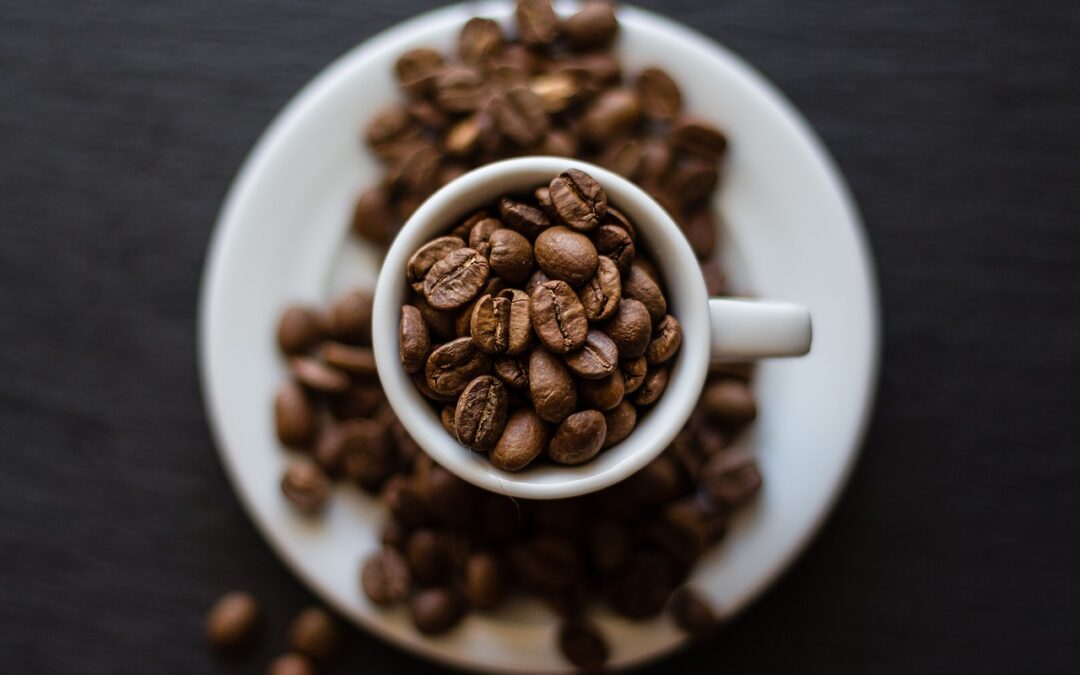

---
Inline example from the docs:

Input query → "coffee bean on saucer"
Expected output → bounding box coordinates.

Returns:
[277,305,323,355]
[701,448,762,509]
[361,548,411,606]
[281,460,332,513]
[290,357,350,393]
[410,587,464,635]
[515,0,559,47]
[275,381,316,447]
[702,378,757,425]
[636,67,682,121]
[558,618,609,671]
[563,1,618,48]
[669,586,719,637]
[394,47,444,96]
[465,552,507,609]
[328,290,374,344]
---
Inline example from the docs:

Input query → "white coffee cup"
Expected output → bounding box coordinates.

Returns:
[372,157,810,499]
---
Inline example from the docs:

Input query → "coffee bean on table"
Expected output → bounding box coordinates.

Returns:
[423,247,491,310]
[491,408,548,471]
[548,168,608,232]
[579,370,625,411]
[528,347,578,423]
[564,329,619,380]
[275,381,316,447]
[410,588,464,635]
[669,586,718,637]
[593,223,635,276]
[425,337,492,396]
[454,375,509,451]
[362,548,411,606]
[701,448,762,508]
[488,228,534,283]
[535,226,599,287]
[268,653,316,675]
[399,305,432,373]
[206,591,260,650]
[636,66,682,121]
[548,410,607,465]
[558,618,609,671]
[529,280,589,353]
[646,314,682,364]
[281,460,332,513]
[288,606,340,662]
[633,366,669,406]
[328,290,374,344]
[277,305,323,355]
[604,298,652,358]
[500,196,552,237]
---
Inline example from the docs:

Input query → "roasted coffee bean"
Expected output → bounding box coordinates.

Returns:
[499,196,552,237]
[580,255,621,320]
[669,117,729,161]
[281,460,332,513]
[468,218,502,257]
[361,548,411,606]
[579,370,624,411]
[351,185,397,245]
[684,206,717,259]
[424,247,491,310]
[493,355,529,389]
[670,586,718,637]
[623,263,667,324]
[492,85,550,147]
[314,421,352,473]
[603,205,637,241]
[539,129,579,157]
[593,223,635,276]
[605,549,678,619]
[465,552,507,608]
[564,329,619,380]
[399,305,432,373]
[633,253,661,284]
[328,290,374,344]
[459,17,504,64]
[548,410,606,465]
[434,65,489,113]
[440,406,457,434]
[535,226,599,287]
[582,88,641,142]
[511,534,584,590]
[640,137,674,187]
[529,72,580,113]
[535,186,557,218]
[702,449,762,508]
[454,375,509,450]
[395,48,444,96]
[277,305,323,355]
[530,280,589,353]
[288,607,340,662]
[456,276,506,338]
[600,137,645,180]
[515,0,559,46]
[488,228,534,283]
[524,268,551,295]
[633,366,669,405]
[604,298,652,358]
[275,381,316,447]
[341,420,394,491]
[290,357,350,393]
[668,159,719,205]
[646,314,682,364]
[557,618,609,671]
[445,113,485,157]
[387,141,440,195]
[620,355,648,393]
[528,347,578,423]
[491,408,548,471]
[499,289,532,354]
[548,169,608,232]
[329,380,384,419]
[425,338,492,397]
[646,500,711,563]
[410,588,464,635]
[366,105,421,160]
[408,99,450,132]
[564,1,618,48]
[470,293,511,353]
[381,516,408,549]
[412,293,457,340]
[319,342,376,377]
[636,67,682,121]
[268,653,315,675]
[382,476,431,529]
[206,591,260,650]
[602,399,637,447]
[412,370,457,402]
[702,378,757,425]
[406,529,454,586]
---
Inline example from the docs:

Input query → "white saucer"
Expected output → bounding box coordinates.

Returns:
[198,2,880,671]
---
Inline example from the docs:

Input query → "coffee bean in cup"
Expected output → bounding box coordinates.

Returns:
[399,169,681,471]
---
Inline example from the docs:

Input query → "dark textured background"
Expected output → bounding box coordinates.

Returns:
[2,0,1078,673]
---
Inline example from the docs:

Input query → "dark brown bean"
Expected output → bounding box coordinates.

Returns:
[620,355,648,394]
[412,370,457,402]
[321,342,377,375]
[702,379,757,425]
[281,460,332,513]
[564,1,618,48]
[492,85,550,147]
[361,548,411,606]
[458,17,503,64]
[491,408,548,471]
[488,228,534,283]
[528,347,578,423]
[277,306,323,355]
[288,607,340,662]
[499,289,532,354]
[684,206,718,259]
[623,263,667,324]
[205,591,260,650]
[433,65,489,113]
[701,260,727,295]
[640,137,674,186]
[440,405,457,435]
[468,217,502,257]
[410,588,464,635]
[275,381,316,447]
[669,586,718,637]
[580,255,621,320]
[564,329,619,380]
[529,72,580,114]
[633,366,669,405]
[424,247,491,310]
[530,280,589,353]
[412,293,456,340]
[548,410,606,465]
[668,159,719,204]
[604,298,652,358]
[548,168,608,232]
[602,399,637,447]
[340,419,394,491]
[290,357,350,393]
[394,48,444,96]
[387,141,440,195]
[605,549,677,619]
[268,653,315,675]
[593,223,635,276]
[366,105,421,160]
[406,529,454,586]
[515,0,559,46]
[582,88,641,142]
[470,293,511,354]
[669,117,729,160]
[499,196,552,238]
[600,137,645,179]
[579,370,625,411]
[493,356,529,389]
[646,314,682,364]
[524,268,551,295]
[444,113,485,157]
[351,186,397,245]
[535,226,599,287]
[329,380,384,419]
[539,129,579,157]
[399,305,431,373]
[328,290,374,345]
[425,337,492,397]
[408,99,449,132]
[558,618,609,671]
[454,375,509,451]
[701,449,762,508]
[636,67,682,121]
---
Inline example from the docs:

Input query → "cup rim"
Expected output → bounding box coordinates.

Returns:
[372,157,709,499]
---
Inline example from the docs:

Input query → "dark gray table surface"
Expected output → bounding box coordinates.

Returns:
[2,1,1078,673]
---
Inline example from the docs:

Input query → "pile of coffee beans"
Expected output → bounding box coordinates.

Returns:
[205,592,341,674]
[266,1,765,669]
[399,168,681,470]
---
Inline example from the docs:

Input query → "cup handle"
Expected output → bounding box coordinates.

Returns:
[708,298,812,363]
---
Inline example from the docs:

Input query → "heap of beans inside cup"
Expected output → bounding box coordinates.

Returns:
[400,168,681,469]
[269,1,764,669]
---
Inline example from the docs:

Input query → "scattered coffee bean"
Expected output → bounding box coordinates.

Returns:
[206,591,260,650]
[669,117,729,161]
[458,17,503,64]
[636,67,682,121]
[320,341,377,375]
[465,552,507,609]
[492,85,550,147]
[277,306,324,355]
[275,381,316,447]
[701,448,762,509]
[702,378,757,425]
[516,0,559,47]
[290,357,350,393]
[395,48,444,96]
[582,88,641,141]
[328,290,374,344]
[267,653,316,675]
[558,618,609,671]
[410,588,464,635]
[361,548,411,606]
[564,1,618,48]
[669,586,718,637]
[288,607,339,662]
[281,460,332,513]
